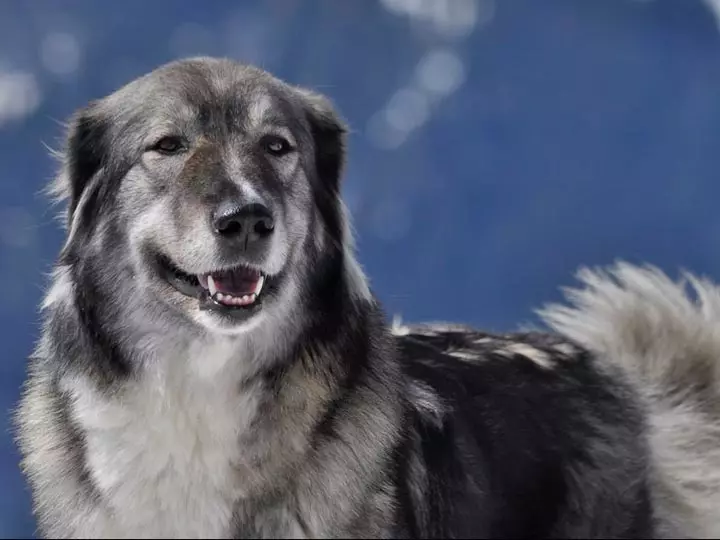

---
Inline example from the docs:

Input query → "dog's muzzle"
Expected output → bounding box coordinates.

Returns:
[153,196,280,318]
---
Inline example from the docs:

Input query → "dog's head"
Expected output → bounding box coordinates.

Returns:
[53,58,367,336]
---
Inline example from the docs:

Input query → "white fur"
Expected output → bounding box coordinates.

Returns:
[539,261,720,538]
[246,95,272,130]
[62,338,262,539]
[407,381,446,428]
[495,343,554,369]
[390,315,410,336]
[40,265,73,311]
[447,349,481,361]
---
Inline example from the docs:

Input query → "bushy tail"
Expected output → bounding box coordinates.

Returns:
[539,262,720,539]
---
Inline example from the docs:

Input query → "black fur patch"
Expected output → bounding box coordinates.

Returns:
[394,327,654,538]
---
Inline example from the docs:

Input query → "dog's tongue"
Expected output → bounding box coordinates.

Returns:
[199,267,261,296]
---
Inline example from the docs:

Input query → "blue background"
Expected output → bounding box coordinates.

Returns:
[2,0,720,536]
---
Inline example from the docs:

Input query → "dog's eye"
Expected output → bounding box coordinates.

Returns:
[151,136,185,155]
[263,136,292,157]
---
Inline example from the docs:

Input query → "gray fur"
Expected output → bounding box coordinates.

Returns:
[14,57,720,539]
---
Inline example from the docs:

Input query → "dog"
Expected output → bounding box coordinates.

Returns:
[13,57,720,538]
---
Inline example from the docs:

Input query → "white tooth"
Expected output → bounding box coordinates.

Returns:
[216,292,226,303]
[208,275,218,297]
[249,293,256,304]
[254,275,265,295]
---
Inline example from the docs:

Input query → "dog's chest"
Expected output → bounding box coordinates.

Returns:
[68,353,262,538]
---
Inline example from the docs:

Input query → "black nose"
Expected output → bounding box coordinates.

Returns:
[212,202,275,248]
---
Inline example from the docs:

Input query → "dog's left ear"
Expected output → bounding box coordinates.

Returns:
[297,89,348,192]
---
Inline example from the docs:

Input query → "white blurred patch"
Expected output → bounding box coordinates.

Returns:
[385,87,430,133]
[365,48,467,150]
[704,0,720,29]
[369,0,477,151]
[365,87,429,150]
[40,32,81,76]
[380,0,493,39]
[415,49,466,98]
[0,70,41,126]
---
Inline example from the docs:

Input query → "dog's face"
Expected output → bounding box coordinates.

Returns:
[55,58,349,335]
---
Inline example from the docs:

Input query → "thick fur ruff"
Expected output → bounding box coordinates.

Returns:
[14,58,720,539]
[540,262,720,539]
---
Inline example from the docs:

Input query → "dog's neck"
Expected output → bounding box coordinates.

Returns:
[40,239,403,538]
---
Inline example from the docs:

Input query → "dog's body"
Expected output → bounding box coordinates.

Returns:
[14,57,720,538]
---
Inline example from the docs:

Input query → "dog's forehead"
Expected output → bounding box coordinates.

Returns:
[159,63,292,128]
[112,59,299,131]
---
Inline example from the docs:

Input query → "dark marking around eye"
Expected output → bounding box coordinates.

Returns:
[262,135,293,157]
[150,136,186,155]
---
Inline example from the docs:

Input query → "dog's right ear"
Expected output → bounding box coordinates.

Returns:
[294,88,348,193]
[50,103,109,228]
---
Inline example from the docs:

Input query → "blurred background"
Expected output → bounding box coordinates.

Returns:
[2,0,720,536]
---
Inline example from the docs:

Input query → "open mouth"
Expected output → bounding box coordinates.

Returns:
[199,269,265,307]
[158,255,267,311]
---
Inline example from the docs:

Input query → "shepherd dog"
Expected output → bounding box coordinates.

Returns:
[14,57,720,538]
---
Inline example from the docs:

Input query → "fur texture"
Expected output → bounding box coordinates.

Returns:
[540,262,720,539]
[13,57,720,539]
